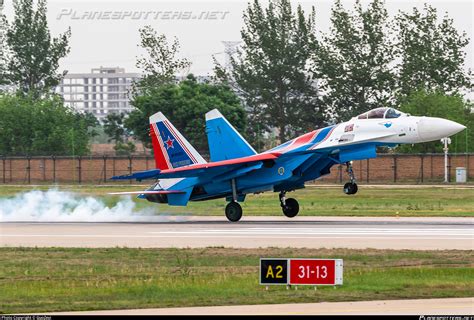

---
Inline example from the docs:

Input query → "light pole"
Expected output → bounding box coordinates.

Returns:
[440,137,451,183]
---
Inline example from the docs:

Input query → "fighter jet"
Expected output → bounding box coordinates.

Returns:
[111,107,465,222]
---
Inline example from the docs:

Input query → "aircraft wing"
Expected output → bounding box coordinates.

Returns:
[108,190,185,195]
[157,153,279,178]
[111,153,280,181]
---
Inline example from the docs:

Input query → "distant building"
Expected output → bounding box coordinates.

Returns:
[56,67,141,121]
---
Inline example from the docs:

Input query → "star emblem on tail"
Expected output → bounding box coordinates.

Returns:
[165,136,175,149]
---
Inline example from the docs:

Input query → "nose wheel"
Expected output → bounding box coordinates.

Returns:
[280,192,299,218]
[343,162,358,195]
[343,182,358,195]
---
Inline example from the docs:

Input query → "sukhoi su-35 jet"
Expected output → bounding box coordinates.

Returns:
[111,107,465,222]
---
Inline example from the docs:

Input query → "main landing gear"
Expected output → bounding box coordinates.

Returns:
[225,178,243,222]
[343,161,358,195]
[280,191,299,218]
[225,201,242,222]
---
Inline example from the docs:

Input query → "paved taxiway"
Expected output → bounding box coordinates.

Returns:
[1,216,472,250]
[47,298,473,315]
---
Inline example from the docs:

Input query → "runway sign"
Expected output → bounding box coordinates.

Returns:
[259,258,288,285]
[260,258,343,286]
[289,259,343,286]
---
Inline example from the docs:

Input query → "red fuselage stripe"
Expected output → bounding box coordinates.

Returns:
[278,130,320,153]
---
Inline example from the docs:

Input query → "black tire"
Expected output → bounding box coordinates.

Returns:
[225,202,243,222]
[350,183,358,194]
[282,198,299,218]
[343,182,358,195]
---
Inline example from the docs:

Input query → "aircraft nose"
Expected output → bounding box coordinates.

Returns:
[418,117,466,142]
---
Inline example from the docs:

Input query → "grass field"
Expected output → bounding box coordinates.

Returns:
[0,247,472,313]
[1,185,473,217]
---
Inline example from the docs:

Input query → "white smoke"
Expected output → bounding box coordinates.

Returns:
[0,189,183,222]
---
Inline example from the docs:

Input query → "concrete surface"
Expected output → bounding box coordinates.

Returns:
[2,216,472,250]
[44,297,474,315]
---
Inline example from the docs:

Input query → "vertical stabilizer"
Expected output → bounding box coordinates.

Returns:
[149,112,207,170]
[205,109,257,162]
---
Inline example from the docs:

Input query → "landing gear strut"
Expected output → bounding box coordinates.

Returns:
[225,179,242,222]
[280,191,299,218]
[343,161,358,195]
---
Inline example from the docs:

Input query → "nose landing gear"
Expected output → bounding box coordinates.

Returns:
[280,191,299,218]
[343,162,358,195]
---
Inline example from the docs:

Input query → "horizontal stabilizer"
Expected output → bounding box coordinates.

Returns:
[111,169,161,181]
[166,177,198,206]
[167,187,193,206]
[108,190,185,195]
[206,109,256,161]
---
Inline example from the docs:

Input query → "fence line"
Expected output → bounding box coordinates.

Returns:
[0,153,472,184]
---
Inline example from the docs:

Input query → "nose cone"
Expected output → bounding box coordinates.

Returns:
[418,117,466,142]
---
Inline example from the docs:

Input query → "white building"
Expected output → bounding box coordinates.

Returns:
[56,67,141,121]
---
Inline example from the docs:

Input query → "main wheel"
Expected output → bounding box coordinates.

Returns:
[343,182,358,195]
[225,201,243,222]
[282,198,299,218]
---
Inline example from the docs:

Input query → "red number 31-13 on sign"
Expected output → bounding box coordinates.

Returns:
[289,259,343,285]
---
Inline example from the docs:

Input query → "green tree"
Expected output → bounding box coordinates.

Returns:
[103,113,128,144]
[315,0,395,122]
[80,112,100,139]
[4,0,71,95]
[215,0,322,143]
[103,113,136,155]
[0,1,8,87]
[0,93,96,156]
[126,74,247,155]
[135,25,191,92]
[398,90,473,153]
[395,4,470,99]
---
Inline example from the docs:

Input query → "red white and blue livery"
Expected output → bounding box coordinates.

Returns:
[111,107,465,222]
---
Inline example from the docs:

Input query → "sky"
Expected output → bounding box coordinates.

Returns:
[2,0,473,76]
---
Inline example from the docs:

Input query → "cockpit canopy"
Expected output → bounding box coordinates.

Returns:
[356,107,405,120]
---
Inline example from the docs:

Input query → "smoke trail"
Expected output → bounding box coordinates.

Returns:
[0,189,182,222]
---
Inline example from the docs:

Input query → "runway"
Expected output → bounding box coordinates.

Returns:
[1,216,473,250]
